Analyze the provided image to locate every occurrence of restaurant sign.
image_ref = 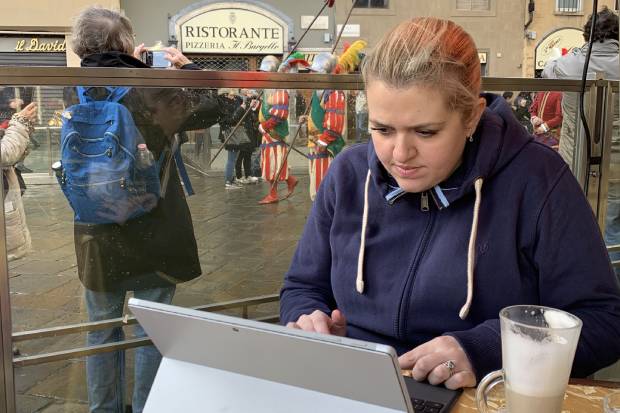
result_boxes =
[535,28,583,70]
[178,5,286,54]
[0,37,66,53]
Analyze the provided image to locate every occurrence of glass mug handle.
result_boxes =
[476,370,504,412]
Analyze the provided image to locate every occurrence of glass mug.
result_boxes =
[476,305,582,413]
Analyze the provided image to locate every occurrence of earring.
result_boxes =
[467,134,474,142]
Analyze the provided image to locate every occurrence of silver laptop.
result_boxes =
[129,298,460,413]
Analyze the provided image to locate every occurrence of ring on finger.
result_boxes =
[442,360,456,378]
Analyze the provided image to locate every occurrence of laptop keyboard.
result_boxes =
[410,397,444,413]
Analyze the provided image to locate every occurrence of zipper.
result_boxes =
[393,210,435,340]
[420,191,429,212]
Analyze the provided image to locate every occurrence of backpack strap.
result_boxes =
[76,86,131,104]
[173,148,194,196]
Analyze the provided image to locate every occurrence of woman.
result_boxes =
[1,102,36,261]
[217,88,251,189]
[67,6,219,413]
[235,89,261,184]
[280,18,620,390]
[529,90,562,149]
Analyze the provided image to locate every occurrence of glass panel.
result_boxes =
[7,82,363,412]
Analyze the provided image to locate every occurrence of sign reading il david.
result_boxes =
[178,4,287,54]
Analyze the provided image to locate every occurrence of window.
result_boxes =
[556,0,582,13]
[354,0,389,8]
[187,56,249,71]
[456,0,490,11]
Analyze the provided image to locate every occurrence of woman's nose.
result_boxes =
[392,135,416,163]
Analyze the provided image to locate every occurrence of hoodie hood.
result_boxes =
[357,93,533,318]
[81,51,149,69]
[367,93,533,209]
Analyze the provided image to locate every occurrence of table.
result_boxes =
[402,371,619,412]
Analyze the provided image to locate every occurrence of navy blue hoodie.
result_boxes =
[280,94,620,381]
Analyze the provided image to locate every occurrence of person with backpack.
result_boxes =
[64,7,220,413]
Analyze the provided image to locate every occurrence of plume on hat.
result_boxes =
[335,40,367,74]
[278,51,310,72]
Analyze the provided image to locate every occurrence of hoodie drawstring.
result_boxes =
[356,169,372,294]
[355,170,484,321]
[459,178,484,319]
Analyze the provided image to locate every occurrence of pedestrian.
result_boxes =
[0,102,36,261]
[218,88,250,189]
[303,41,365,201]
[256,55,299,204]
[235,89,260,184]
[66,6,219,413]
[543,6,619,276]
[528,90,563,149]
[355,90,369,143]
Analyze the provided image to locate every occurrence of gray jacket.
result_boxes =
[1,119,32,261]
[542,39,619,170]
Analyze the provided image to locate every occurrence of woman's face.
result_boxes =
[367,80,484,193]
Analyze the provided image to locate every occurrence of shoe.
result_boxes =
[285,176,298,198]
[258,192,279,204]
[225,182,242,189]
[247,177,259,184]
[238,177,250,184]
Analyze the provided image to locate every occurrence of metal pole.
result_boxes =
[0,148,15,413]
[47,127,53,176]
[592,78,614,231]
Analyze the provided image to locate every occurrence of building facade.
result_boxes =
[0,0,119,67]
[523,0,617,78]
[121,0,336,71]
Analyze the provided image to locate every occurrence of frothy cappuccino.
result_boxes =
[502,309,579,413]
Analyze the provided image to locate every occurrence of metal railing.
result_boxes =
[12,294,280,367]
[0,67,617,413]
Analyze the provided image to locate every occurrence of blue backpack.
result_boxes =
[56,86,194,225]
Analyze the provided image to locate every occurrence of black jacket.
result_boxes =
[218,95,251,151]
[64,52,220,291]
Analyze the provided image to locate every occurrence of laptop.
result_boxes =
[128,298,461,413]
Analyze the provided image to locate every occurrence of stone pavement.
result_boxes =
[10,166,315,412]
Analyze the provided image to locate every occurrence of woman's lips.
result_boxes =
[392,164,422,178]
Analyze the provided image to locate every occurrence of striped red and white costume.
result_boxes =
[307,90,346,201]
[259,89,290,182]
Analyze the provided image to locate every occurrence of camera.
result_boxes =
[140,50,171,68]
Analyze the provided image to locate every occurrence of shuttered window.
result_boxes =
[354,0,389,8]
[456,0,490,11]
[556,0,582,12]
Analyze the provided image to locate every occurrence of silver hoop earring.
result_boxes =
[467,135,474,142]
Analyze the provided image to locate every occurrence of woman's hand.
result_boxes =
[17,103,37,122]
[286,309,347,336]
[163,47,191,69]
[398,336,476,390]
[133,43,147,60]
[9,98,24,110]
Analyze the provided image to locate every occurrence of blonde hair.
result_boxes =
[362,18,481,121]
[71,6,135,58]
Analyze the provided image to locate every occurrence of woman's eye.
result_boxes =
[417,130,437,138]
[370,127,391,135]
